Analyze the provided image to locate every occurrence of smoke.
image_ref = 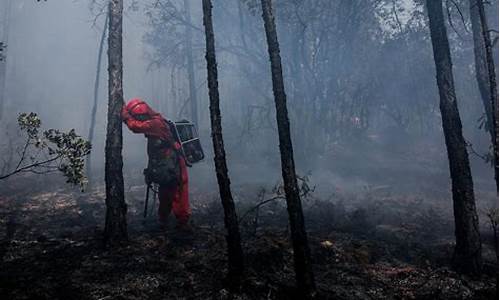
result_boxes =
[0,0,497,211]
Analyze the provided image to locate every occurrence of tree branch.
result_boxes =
[0,155,62,180]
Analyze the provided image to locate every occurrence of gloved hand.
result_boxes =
[121,106,132,123]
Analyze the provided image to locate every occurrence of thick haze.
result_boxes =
[0,0,497,211]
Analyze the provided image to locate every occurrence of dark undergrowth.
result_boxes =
[0,176,498,300]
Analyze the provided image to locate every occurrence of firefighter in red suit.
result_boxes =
[122,98,191,229]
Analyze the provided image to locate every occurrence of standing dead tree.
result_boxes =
[476,0,499,191]
[0,0,12,120]
[184,0,198,127]
[87,8,109,188]
[202,0,244,285]
[104,0,127,244]
[469,0,499,191]
[426,0,482,275]
[260,0,316,297]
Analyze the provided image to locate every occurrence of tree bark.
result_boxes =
[104,0,127,244]
[86,10,109,188]
[477,0,499,193]
[260,0,316,296]
[202,0,244,284]
[184,0,198,126]
[469,0,499,191]
[426,0,482,275]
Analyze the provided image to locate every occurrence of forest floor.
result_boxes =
[0,172,498,300]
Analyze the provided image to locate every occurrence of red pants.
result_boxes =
[158,157,191,224]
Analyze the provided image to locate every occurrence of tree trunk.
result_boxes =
[184,0,198,126]
[260,0,316,297]
[202,0,244,284]
[86,10,109,188]
[469,0,499,191]
[0,45,6,120]
[104,0,127,244]
[426,0,482,275]
[236,0,249,121]
[477,0,498,191]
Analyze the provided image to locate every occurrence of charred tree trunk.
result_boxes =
[86,10,109,188]
[202,0,244,284]
[470,0,492,128]
[469,0,499,191]
[260,0,316,297]
[476,0,498,191]
[426,0,482,275]
[184,0,198,126]
[104,0,127,244]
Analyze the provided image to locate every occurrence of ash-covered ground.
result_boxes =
[0,163,497,300]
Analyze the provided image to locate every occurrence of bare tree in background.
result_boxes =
[104,0,127,244]
[0,0,12,120]
[469,0,499,191]
[260,0,316,297]
[202,0,244,285]
[184,0,198,126]
[426,0,482,275]
[86,9,109,187]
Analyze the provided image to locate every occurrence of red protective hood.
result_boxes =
[125,98,160,118]
[123,98,171,141]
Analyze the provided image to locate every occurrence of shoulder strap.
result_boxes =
[164,118,181,144]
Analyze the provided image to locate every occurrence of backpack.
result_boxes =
[145,136,180,187]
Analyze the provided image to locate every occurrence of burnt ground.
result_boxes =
[0,173,498,300]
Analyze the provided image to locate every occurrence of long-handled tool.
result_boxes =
[143,183,151,219]
[150,183,158,216]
